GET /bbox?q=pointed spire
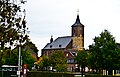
[72,9,84,27]
[75,9,80,24]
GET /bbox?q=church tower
[71,12,84,50]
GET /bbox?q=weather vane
[77,9,79,15]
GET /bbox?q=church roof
[43,36,72,49]
[72,14,84,27]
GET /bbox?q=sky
[24,0,120,56]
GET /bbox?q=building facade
[42,13,84,71]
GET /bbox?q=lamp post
[18,44,21,77]
[17,33,22,77]
[18,33,25,77]
[17,1,27,77]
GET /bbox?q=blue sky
[24,0,120,56]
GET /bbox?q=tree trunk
[108,69,112,75]
[99,69,102,75]
[81,67,84,77]
[92,68,94,74]
[114,69,116,75]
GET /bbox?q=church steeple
[71,11,84,37]
[75,14,80,25]
[72,10,83,27]
[71,11,84,50]
[75,9,80,24]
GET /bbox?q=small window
[59,45,61,47]
[50,45,52,48]
[67,59,74,63]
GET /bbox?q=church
[42,13,85,71]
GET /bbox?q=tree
[36,51,67,72]
[3,48,18,65]
[0,0,28,49]
[36,57,44,70]
[75,50,88,76]
[22,48,36,70]
[0,0,28,66]
[88,30,120,75]
[24,40,39,56]
[49,50,67,72]
[36,55,49,70]
[1,46,36,70]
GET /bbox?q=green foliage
[0,48,18,66]
[37,55,49,70]
[88,30,120,71]
[0,0,28,66]
[24,41,39,56]
[22,48,36,70]
[1,46,36,70]
[42,55,49,69]
[75,50,88,67]
[75,50,88,76]
[4,49,18,65]
[49,50,67,72]
[27,71,120,77]
[0,0,28,49]
[28,71,74,77]
[37,51,67,72]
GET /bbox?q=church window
[70,59,74,63]
[67,59,71,63]
[67,59,74,63]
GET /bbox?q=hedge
[87,74,120,77]
[28,71,74,77]
[0,71,120,77]
[0,71,17,77]
[28,71,120,77]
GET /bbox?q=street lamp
[17,44,21,77]
[17,10,28,77]
[17,34,22,77]
[16,1,28,77]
